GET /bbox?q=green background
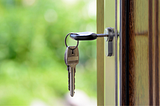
[0,0,97,105]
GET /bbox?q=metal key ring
[65,33,79,50]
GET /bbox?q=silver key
[64,46,79,97]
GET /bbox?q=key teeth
[74,68,75,90]
[74,76,75,90]
[68,71,70,91]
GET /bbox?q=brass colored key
[64,46,79,97]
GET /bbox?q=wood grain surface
[122,0,160,105]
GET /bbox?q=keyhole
[72,50,74,55]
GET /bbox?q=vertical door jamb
[97,0,104,106]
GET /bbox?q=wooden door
[97,0,160,106]
[122,0,160,105]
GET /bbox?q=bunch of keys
[64,28,116,97]
[64,33,79,97]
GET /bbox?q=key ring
[65,33,79,50]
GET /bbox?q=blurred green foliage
[0,0,96,105]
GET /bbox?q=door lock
[67,27,118,56]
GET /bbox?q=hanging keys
[64,46,79,97]
[64,27,117,97]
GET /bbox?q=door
[122,0,160,105]
[97,0,160,106]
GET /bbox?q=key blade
[67,66,70,91]
[69,66,75,97]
